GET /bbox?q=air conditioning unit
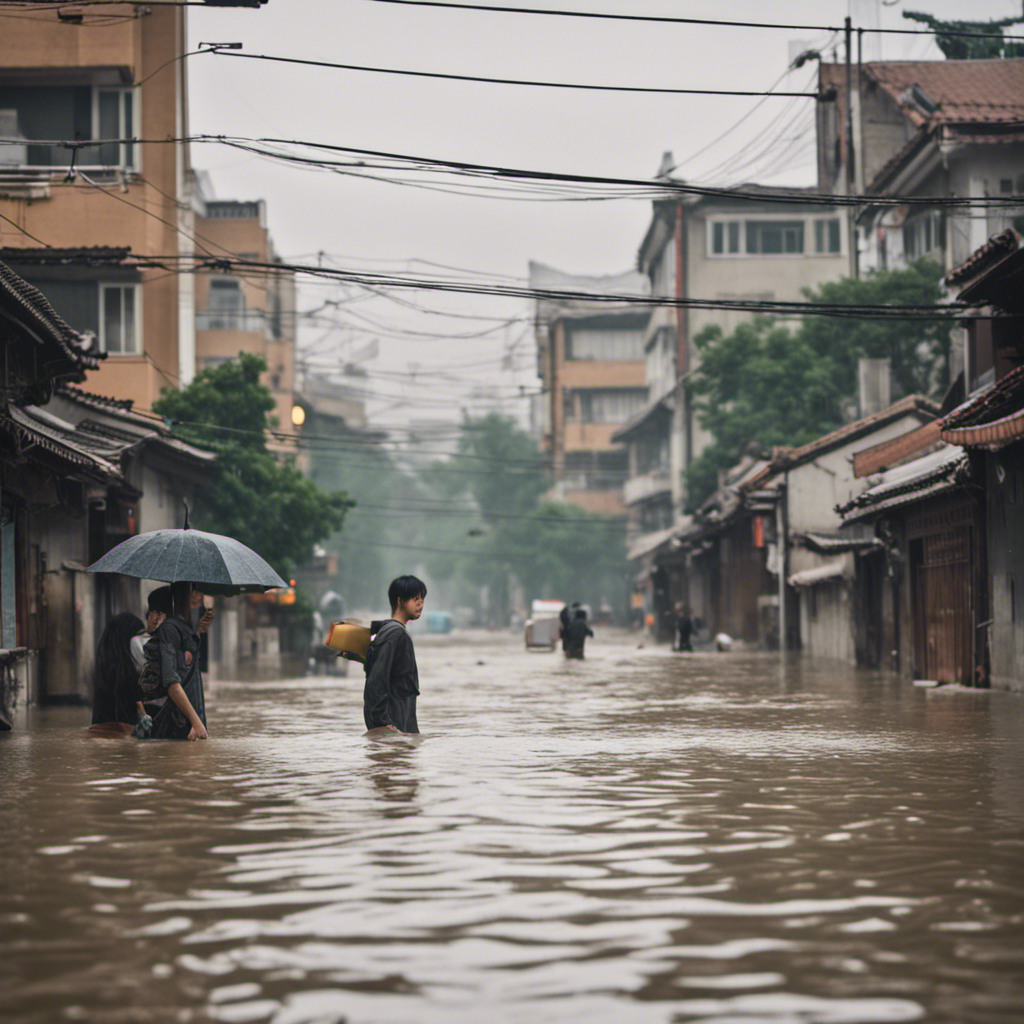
[0,110,28,166]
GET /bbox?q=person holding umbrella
[87,509,289,740]
[142,580,207,740]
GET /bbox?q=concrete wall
[785,411,932,581]
[985,448,1024,692]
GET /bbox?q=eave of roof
[0,246,132,267]
[742,395,940,492]
[940,362,1024,430]
[0,261,103,378]
[1,404,122,480]
[945,229,1020,288]
[837,446,968,521]
[611,394,672,443]
[788,558,849,588]
[54,386,217,463]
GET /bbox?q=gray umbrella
[86,527,288,596]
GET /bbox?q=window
[207,278,246,330]
[746,220,804,254]
[1000,178,1013,194]
[100,284,139,354]
[711,220,741,254]
[567,325,645,361]
[814,218,842,254]
[0,85,136,169]
[902,212,942,262]
[93,88,134,168]
[578,389,647,423]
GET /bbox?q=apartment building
[0,5,197,408]
[818,58,1024,276]
[618,181,849,562]
[0,2,271,413]
[530,261,649,517]
[194,195,297,440]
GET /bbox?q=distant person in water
[673,603,694,652]
[363,575,426,734]
[562,607,594,660]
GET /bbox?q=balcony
[196,310,268,335]
[623,468,671,507]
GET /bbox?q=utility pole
[845,16,859,280]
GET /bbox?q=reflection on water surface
[2,631,1023,1023]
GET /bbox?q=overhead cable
[360,0,1024,43]
[208,48,818,97]
[7,135,1022,208]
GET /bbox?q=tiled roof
[837,445,969,522]
[939,363,1024,441]
[741,395,940,492]
[0,260,102,379]
[1,405,121,479]
[0,246,132,266]
[865,58,1024,126]
[945,229,1019,286]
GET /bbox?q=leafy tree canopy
[415,413,627,624]
[686,260,951,510]
[902,10,1024,60]
[152,353,352,574]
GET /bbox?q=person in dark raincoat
[673,603,694,652]
[90,612,146,727]
[363,575,426,734]
[142,580,207,740]
[562,607,594,659]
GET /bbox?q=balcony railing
[196,310,268,334]
[622,469,671,506]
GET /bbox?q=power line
[209,49,819,98]
[7,136,1022,208]
[204,136,1024,209]
[359,0,1024,43]
[187,255,1013,321]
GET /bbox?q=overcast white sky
[185,0,1022,433]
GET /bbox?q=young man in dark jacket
[363,575,427,733]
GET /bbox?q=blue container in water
[425,611,453,634]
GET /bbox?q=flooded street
[2,630,1023,1024]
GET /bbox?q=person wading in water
[363,575,426,734]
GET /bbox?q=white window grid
[99,283,141,355]
[707,215,844,258]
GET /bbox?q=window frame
[814,217,843,254]
[707,215,825,259]
[98,282,142,356]
[90,85,138,171]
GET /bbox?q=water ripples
[1,636,1022,1023]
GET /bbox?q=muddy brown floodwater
[1,630,1023,1024]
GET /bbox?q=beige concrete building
[194,197,298,442]
[0,4,196,409]
[530,262,650,517]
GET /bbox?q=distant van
[525,599,564,650]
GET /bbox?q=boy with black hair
[363,575,427,733]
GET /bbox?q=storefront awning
[788,559,848,588]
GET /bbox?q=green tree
[902,10,1024,60]
[416,414,628,624]
[152,353,352,574]
[686,260,952,510]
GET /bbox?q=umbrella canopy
[86,528,288,596]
